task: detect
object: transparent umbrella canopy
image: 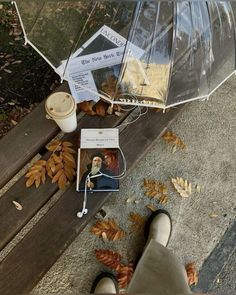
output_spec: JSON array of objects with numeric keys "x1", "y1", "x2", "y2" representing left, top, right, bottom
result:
[{"x1": 15, "y1": 1, "x2": 236, "y2": 109}]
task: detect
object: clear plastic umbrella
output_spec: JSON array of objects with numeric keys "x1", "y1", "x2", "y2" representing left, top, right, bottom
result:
[{"x1": 15, "y1": 1, "x2": 236, "y2": 109}]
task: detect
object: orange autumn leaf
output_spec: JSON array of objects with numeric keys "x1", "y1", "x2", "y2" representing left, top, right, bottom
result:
[
  {"x1": 78, "y1": 101, "x2": 96, "y2": 115},
  {"x1": 185, "y1": 262, "x2": 198, "y2": 286},
  {"x1": 162, "y1": 130, "x2": 186, "y2": 149},
  {"x1": 91, "y1": 219, "x2": 126, "y2": 241},
  {"x1": 95, "y1": 249, "x2": 121, "y2": 271},
  {"x1": 143, "y1": 179, "x2": 168, "y2": 204},
  {"x1": 129, "y1": 212, "x2": 146, "y2": 232},
  {"x1": 117, "y1": 263, "x2": 134, "y2": 289},
  {"x1": 25, "y1": 160, "x2": 46, "y2": 188},
  {"x1": 26, "y1": 140, "x2": 76, "y2": 190},
  {"x1": 93, "y1": 100, "x2": 108, "y2": 117}
]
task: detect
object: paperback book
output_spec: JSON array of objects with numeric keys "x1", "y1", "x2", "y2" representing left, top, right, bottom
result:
[{"x1": 77, "y1": 129, "x2": 121, "y2": 192}]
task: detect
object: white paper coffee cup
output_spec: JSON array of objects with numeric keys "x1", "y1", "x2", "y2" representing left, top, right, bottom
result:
[{"x1": 45, "y1": 92, "x2": 77, "y2": 133}]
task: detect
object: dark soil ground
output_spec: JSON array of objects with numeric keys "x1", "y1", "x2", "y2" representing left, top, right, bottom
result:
[{"x1": 0, "y1": 3, "x2": 60, "y2": 139}]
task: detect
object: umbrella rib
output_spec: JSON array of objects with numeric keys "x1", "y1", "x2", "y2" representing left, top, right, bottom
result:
[{"x1": 165, "y1": 2, "x2": 177, "y2": 105}]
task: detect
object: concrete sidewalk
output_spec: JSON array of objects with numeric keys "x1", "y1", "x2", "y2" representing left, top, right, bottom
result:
[{"x1": 32, "y1": 75, "x2": 236, "y2": 294}]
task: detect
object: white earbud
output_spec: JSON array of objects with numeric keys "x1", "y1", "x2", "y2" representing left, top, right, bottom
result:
[{"x1": 77, "y1": 208, "x2": 88, "y2": 218}]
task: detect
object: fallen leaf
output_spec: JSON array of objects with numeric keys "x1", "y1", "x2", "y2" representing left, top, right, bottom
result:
[
  {"x1": 25, "y1": 160, "x2": 46, "y2": 188},
  {"x1": 101, "y1": 232, "x2": 108, "y2": 243},
  {"x1": 47, "y1": 141, "x2": 76, "y2": 189},
  {"x1": 91, "y1": 219, "x2": 125, "y2": 241},
  {"x1": 143, "y1": 179, "x2": 167, "y2": 199},
  {"x1": 159, "y1": 195, "x2": 168, "y2": 204},
  {"x1": 129, "y1": 212, "x2": 145, "y2": 232},
  {"x1": 12, "y1": 200, "x2": 23, "y2": 211},
  {"x1": 12, "y1": 60, "x2": 22, "y2": 64},
  {"x1": 185, "y1": 262, "x2": 198, "y2": 286},
  {"x1": 162, "y1": 130, "x2": 186, "y2": 149},
  {"x1": 126, "y1": 196, "x2": 135, "y2": 203},
  {"x1": 95, "y1": 249, "x2": 121, "y2": 271},
  {"x1": 196, "y1": 184, "x2": 201, "y2": 193},
  {"x1": 46, "y1": 140, "x2": 62, "y2": 152},
  {"x1": 11, "y1": 119, "x2": 17, "y2": 125},
  {"x1": 209, "y1": 213, "x2": 219, "y2": 218},
  {"x1": 172, "y1": 145, "x2": 177, "y2": 154},
  {"x1": 94, "y1": 100, "x2": 107, "y2": 116},
  {"x1": 171, "y1": 177, "x2": 192, "y2": 198},
  {"x1": 134, "y1": 199, "x2": 141, "y2": 204},
  {"x1": 4, "y1": 69, "x2": 12, "y2": 74},
  {"x1": 146, "y1": 204, "x2": 158, "y2": 212},
  {"x1": 78, "y1": 101, "x2": 96, "y2": 115},
  {"x1": 117, "y1": 263, "x2": 134, "y2": 289}
]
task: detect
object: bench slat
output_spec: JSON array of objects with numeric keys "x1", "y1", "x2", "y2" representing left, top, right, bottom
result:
[
  {"x1": 0, "y1": 106, "x2": 184, "y2": 295},
  {"x1": 0, "y1": 83, "x2": 71, "y2": 189},
  {"x1": 0, "y1": 110, "x2": 131, "y2": 252}
]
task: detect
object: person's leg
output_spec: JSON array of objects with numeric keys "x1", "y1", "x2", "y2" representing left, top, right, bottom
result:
[{"x1": 127, "y1": 210, "x2": 192, "y2": 295}]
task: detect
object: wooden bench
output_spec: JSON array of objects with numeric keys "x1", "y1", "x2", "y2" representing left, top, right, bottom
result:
[{"x1": 0, "y1": 83, "x2": 184, "y2": 295}]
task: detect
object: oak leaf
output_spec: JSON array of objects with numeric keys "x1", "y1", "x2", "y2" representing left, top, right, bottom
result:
[
  {"x1": 95, "y1": 249, "x2": 121, "y2": 271},
  {"x1": 185, "y1": 262, "x2": 198, "y2": 286},
  {"x1": 91, "y1": 219, "x2": 126, "y2": 241},
  {"x1": 129, "y1": 212, "x2": 145, "y2": 232},
  {"x1": 117, "y1": 263, "x2": 134, "y2": 289},
  {"x1": 171, "y1": 177, "x2": 192, "y2": 198},
  {"x1": 162, "y1": 130, "x2": 186, "y2": 149}
]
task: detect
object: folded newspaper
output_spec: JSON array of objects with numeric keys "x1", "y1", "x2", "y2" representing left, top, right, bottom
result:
[
  {"x1": 57, "y1": 25, "x2": 170, "y2": 107},
  {"x1": 58, "y1": 25, "x2": 144, "y2": 103}
]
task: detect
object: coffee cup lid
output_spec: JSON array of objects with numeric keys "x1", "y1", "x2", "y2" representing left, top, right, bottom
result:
[{"x1": 45, "y1": 92, "x2": 76, "y2": 118}]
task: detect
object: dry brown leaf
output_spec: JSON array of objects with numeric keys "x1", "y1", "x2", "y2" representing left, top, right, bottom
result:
[
  {"x1": 185, "y1": 262, "x2": 198, "y2": 286},
  {"x1": 172, "y1": 145, "x2": 177, "y2": 154},
  {"x1": 52, "y1": 169, "x2": 64, "y2": 183},
  {"x1": 162, "y1": 130, "x2": 186, "y2": 149},
  {"x1": 171, "y1": 177, "x2": 192, "y2": 198},
  {"x1": 196, "y1": 184, "x2": 201, "y2": 193},
  {"x1": 143, "y1": 179, "x2": 168, "y2": 204},
  {"x1": 143, "y1": 179, "x2": 167, "y2": 197},
  {"x1": 159, "y1": 195, "x2": 168, "y2": 204},
  {"x1": 95, "y1": 249, "x2": 121, "y2": 271},
  {"x1": 209, "y1": 213, "x2": 219, "y2": 218},
  {"x1": 26, "y1": 141, "x2": 76, "y2": 190},
  {"x1": 78, "y1": 101, "x2": 96, "y2": 115},
  {"x1": 129, "y1": 212, "x2": 145, "y2": 232},
  {"x1": 101, "y1": 232, "x2": 108, "y2": 243},
  {"x1": 25, "y1": 160, "x2": 46, "y2": 188},
  {"x1": 47, "y1": 141, "x2": 76, "y2": 189},
  {"x1": 117, "y1": 263, "x2": 134, "y2": 289},
  {"x1": 126, "y1": 196, "x2": 135, "y2": 203},
  {"x1": 91, "y1": 219, "x2": 126, "y2": 241},
  {"x1": 62, "y1": 141, "x2": 73, "y2": 147},
  {"x1": 94, "y1": 100, "x2": 107, "y2": 116},
  {"x1": 12, "y1": 200, "x2": 23, "y2": 211},
  {"x1": 46, "y1": 140, "x2": 62, "y2": 152},
  {"x1": 146, "y1": 204, "x2": 158, "y2": 212},
  {"x1": 58, "y1": 173, "x2": 67, "y2": 189}
]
